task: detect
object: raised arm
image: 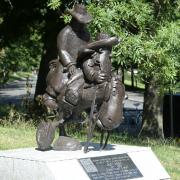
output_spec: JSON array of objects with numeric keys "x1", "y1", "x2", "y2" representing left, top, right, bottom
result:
[
  {"x1": 87, "y1": 37, "x2": 120, "y2": 50},
  {"x1": 77, "y1": 37, "x2": 120, "y2": 61}
]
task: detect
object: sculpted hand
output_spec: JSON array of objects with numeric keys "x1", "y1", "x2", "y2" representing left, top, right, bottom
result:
[
  {"x1": 95, "y1": 72, "x2": 108, "y2": 84},
  {"x1": 78, "y1": 48, "x2": 95, "y2": 60},
  {"x1": 84, "y1": 48, "x2": 95, "y2": 54},
  {"x1": 68, "y1": 64, "x2": 76, "y2": 76}
]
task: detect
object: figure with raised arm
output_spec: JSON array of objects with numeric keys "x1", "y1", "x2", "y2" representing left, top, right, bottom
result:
[{"x1": 56, "y1": 4, "x2": 92, "y2": 116}]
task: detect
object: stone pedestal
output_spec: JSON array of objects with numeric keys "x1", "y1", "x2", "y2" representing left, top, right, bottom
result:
[{"x1": 0, "y1": 144, "x2": 170, "y2": 180}]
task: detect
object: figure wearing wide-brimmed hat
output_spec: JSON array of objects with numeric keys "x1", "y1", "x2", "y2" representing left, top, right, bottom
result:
[
  {"x1": 57, "y1": 4, "x2": 92, "y2": 75},
  {"x1": 66, "y1": 4, "x2": 92, "y2": 24},
  {"x1": 57, "y1": 4, "x2": 92, "y2": 114},
  {"x1": 56, "y1": 4, "x2": 121, "y2": 116},
  {"x1": 37, "y1": 5, "x2": 125, "y2": 152}
]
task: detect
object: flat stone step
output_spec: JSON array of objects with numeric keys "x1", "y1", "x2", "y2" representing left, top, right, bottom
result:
[{"x1": 0, "y1": 144, "x2": 170, "y2": 180}]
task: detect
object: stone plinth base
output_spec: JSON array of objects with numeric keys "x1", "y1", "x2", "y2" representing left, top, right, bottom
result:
[{"x1": 0, "y1": 144, "x2": 170, "y2": 180}]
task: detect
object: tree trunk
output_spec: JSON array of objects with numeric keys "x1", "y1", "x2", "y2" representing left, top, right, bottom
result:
[
  {"x1": 34, "y1": 41, "x2": 57, "y2": 98},
  {"x1": 116, "y1": 67, "x2": 124, "y2": 83},
  {"x1": 140, "y1": 77, "x2": 164, "y2": 137},
  {"x1": 34, "y1": 13, "x2": 64, "y2": 99},
  {"x1": 131, "y1": 66, "x2": 134, "y2": 89},
  {"x1": 121, "y1": 66, "x2": 124, "y2": 84}
]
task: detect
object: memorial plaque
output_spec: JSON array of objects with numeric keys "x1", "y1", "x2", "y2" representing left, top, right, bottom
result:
[{"x1": 78, "y1": 153, "x2": 143, "y2": 180}]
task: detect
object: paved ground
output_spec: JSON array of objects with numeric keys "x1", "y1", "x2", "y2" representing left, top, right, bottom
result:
[
  {"x1": 0, "y1": 76, "x2": 144, "y2": 135},
  {"x1": 124, "y1": 91, "x2": 144, "y2": 110},
  {"x1": 0, "y1": 76, "x2": 144, "y2": 110},
  {"x1": 0, "y1": 76, "x2": 37, "y2": 105}
]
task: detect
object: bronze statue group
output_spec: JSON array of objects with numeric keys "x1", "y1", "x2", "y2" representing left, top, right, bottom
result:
[{"x1": 36, "y1": 4, "x2": 125, "y2": 152}]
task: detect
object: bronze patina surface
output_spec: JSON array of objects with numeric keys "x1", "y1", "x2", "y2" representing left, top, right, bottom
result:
[{"x1": 36, "y1": 4, "x2": 125, "y2": 152}]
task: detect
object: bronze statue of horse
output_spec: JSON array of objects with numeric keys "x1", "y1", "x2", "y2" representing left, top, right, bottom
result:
[{"x1": 36, "y1": 34, "x2": 125, "y2": 152}]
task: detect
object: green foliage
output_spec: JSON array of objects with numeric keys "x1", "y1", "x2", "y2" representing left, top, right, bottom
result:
[
  {"x1": 0, "y1": 103, "x2": 43, "y2": 127},
  {"x1": 61, "y1": 14, "x2": 72, "y2": 24},
  {"x1": 47, "y1": 0, "x2": 62, "y2": 10},
  {"x1": 86, "y1": 0, "x2": 180, "y2": 92},
  {"x1": 0, "y1": 125, "x2": 36, "y2": 150},
  {"x1": 0, "y1": 17, "x2": 3, "y2": 24},
  {"x1": 0, "y1": 30, "x2": 42, "y2": 84},
  {"x1": 45, "y1": 0, "x2": 180, "y2": 93},
  {"x1": 139, "y1": 21, "x2": 180, "y2": 91},
  {"x1": 87, "y1": 1, "x2": 153, "y2": 36}
]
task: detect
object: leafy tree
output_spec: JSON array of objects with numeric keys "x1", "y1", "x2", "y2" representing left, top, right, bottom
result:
[
  {"x1": 0, "y1": 0, "x2": 76, "y2": 88},
  {"x1": 0, "y1": 32, "x2": 43, "y2": 84},
  {"x1": 1, "y1": 0, "x2": 179, "y2": 137},
  {"x1": 49, "y1": 0, "x2": 180, "y2": 137},
  {"x1": 0, "y1": 0, "x2": 69, "y2": 86},
  {"x1": 0, "y1": 0, "x2": 44, "y2": 83},
  {"x1": 85, "y1": 0, "x2": 180, "y2": 137},
  {"x1": 35, "y1": 0, "x2": 89, "y2": 97}
]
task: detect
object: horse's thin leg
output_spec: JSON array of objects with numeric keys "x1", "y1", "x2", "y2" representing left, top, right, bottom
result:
[
  {"x1": 84, "y1": 88, "x2": 98, "y2": 153},
  {"x1": 100, "y1": 130, "x2": 104, "y2": 148},
  {"x1": 84, "y1": 119, "x2": 93, "y2": 153},
  {"x1": 102, "y1": 131, "x2": 110, "y2": 149},
  {"x1": 100, "y1": 131, "x2": 110, "y2": 150},
  {"x1": 56, "y1": 111, "x2": 66, "y2": 136},
  {"x1": 59, "y1": 124, "x2": 67, "y2": 136},
  {"x1": 84, "y1": 119, "x2": 97, "y2": 153}
]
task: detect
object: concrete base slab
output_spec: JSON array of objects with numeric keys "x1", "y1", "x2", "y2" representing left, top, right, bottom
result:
[{"x1": 0, "y1": 144, "x2": 170, "y2": 180}]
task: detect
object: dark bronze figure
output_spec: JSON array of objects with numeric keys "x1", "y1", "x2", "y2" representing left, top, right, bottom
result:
[{"x1": 36, "y1": 4, "x2": 125, "y2": 152}]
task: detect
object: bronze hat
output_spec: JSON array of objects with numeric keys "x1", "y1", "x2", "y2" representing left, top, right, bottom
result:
[{"x1": 66, "y1": 4, "x2": 92, "y2": 24}]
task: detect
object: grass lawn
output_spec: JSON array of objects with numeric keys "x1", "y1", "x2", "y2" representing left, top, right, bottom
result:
[
  {"x1": 124, "y1": 70, "x2": 145, "y2": 90},
  {"x1": 153, "y1": 145, "x2": 180, "y2": 179},
  {"x1": 0, "y1": 125, "x2": 36, "y2": 150},
  {"x1": 109, "y1": 133, "x2": 180, "y2": 180},
  {"x1": 0, "y1": 124, "x2": 179, "y2": 179}
]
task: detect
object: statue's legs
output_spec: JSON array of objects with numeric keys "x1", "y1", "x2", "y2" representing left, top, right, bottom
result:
[
  {"x1": 63, "y1": 70, "x2": 84, "y2": 117},
  {"x1": 42, "y1": 93, "x2": 58, "y2": 110},
  {"x1": 100, "y1": 130, "x2": 110, "y2": 150},
  {"x1": 84, "y1": 87, "x2": 98, "y2": 153}
]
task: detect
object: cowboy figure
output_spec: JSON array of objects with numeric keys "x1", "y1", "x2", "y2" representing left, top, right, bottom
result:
[{"x1": 57, "y1": 4, "x2": 92, "y2": 115}]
